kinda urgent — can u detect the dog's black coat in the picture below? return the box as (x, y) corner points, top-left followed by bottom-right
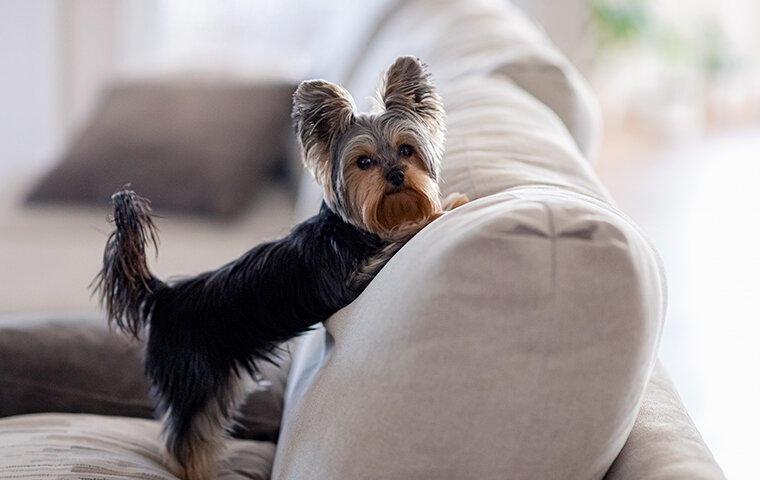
(94, 190), (386, 464)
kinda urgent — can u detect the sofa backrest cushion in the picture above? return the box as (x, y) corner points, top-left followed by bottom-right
(438, 75), (607, 202)
(338, 0), (601, 159)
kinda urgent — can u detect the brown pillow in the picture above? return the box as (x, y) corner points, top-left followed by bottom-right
(0, 314), (293, 442)
(26, 79), (297, 218)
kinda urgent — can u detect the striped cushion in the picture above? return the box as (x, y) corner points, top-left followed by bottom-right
(0, 413), (274, 479)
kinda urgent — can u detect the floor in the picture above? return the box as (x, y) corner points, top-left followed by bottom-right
(595, 121), (760, 480)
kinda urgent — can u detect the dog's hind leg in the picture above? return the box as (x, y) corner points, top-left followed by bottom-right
(158, 366), (253, 480)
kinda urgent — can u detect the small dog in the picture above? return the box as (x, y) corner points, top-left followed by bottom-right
(94, 56), (467, 480)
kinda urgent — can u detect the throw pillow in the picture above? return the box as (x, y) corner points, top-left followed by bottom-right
(26, 78), (297, 219)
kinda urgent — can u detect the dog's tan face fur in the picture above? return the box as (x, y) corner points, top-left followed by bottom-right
(292, 56), (445, 237)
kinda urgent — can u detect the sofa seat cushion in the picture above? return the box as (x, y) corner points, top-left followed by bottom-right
(0, 413), (275, 479)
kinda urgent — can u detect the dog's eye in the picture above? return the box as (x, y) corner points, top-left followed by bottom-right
(357, 156), (373, 170)
(398, 144), (414, 157)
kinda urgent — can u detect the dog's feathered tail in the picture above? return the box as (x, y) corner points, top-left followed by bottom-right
(93, 190), (164, 338)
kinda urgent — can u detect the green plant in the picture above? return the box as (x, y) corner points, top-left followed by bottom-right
(589, 0), (652, 52)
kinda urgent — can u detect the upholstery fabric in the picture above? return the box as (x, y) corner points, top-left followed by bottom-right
(0, 413), (275, 479)
(438, 76), (607, 201)
(26, 79), (296, 219)
(604, 362), (726, 480)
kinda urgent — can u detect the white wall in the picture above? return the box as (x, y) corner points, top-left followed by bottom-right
(0, 0), (328, 180)
(58, 0), (119, 139)
(0, 0), (156, 179)
(0, 1), (61, 177)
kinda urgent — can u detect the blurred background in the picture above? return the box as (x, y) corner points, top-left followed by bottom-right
(1, 1), (758, 478)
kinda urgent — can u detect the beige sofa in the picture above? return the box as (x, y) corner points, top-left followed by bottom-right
(0, 1), (724, 479)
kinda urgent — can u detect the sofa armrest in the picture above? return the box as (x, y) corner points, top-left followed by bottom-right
(0, 314), (291, 441)
(604, 361), (726, 480)
(275, 189), (666, 479)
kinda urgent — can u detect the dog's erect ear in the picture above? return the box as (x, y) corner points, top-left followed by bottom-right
(292, 80), (355, 177)
(379, 56), (445, 176)
(380, 56), (444, 127)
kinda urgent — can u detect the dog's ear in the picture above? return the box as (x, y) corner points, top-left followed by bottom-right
(379, 56), (445, 175)
(292, 80), (355, 180)
(380, 56), (444, 127)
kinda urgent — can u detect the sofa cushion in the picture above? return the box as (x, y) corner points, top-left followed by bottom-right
(439, 75), (606, 202)
(0, 413), (274, 479)
(0, 314), (292, 442)
(26, 78), (296, 219)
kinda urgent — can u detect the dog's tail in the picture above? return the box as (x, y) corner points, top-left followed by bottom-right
(93, 190), (165, 338)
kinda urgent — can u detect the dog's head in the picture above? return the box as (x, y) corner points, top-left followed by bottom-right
(292, 56), (445, 237)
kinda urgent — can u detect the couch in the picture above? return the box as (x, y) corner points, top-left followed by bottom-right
(0, 1), (725, 479)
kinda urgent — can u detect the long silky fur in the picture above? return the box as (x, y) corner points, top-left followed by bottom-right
(93, 190), (163, 338)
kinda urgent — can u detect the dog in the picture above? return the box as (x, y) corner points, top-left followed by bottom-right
(94, 56), (467, 480)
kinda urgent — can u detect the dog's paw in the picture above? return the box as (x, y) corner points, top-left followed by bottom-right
(162, 437), (220, 480)
(385, 215), (439, 242)
(442, 192), (469, 211)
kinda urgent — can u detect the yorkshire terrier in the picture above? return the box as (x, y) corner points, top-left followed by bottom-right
(94, 56), (467, 480)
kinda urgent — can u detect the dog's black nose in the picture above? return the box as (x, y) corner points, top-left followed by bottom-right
(386, 168), (405, 187)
